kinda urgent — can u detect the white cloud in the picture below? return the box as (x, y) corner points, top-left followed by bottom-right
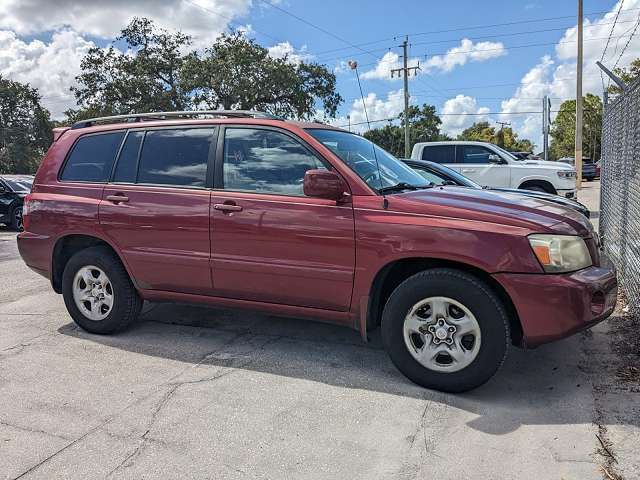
(498, 0), (640, 149)
(0, 29), (94, 117)
(267, 41), (312, 64)
(327, 89), (405, 133)
(440, 95), (490, 137)
(0, 0), (251, 47)
(424, 38), (507, 73)
(361, 52), (421, 81)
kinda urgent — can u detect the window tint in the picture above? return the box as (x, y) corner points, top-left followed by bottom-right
(460, 146), (493, 164)
(421, 145), (455, 164)
(412, 167), (447, 186)
(60, 132), (125, 182)
(113, 131), (144, 183)
(223, 128), (325, 196)
(137, 129), (214, 187)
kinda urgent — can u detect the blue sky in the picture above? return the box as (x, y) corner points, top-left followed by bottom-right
(1, 0), (638, 148)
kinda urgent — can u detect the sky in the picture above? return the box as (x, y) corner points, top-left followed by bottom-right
(1, 0), (639, 150)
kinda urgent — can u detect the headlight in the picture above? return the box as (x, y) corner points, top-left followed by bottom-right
(528, 234), (592, 273)
(557, 170), (577, 178)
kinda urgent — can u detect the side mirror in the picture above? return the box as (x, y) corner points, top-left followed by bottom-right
(303, 169), (348, 201)
(0, 185), (6, 194)
(488, 154), (503, 164)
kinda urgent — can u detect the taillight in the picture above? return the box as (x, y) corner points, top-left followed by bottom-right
(22, 194), (32, 231)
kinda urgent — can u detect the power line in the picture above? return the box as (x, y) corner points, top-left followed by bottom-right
(612, 11), (640, 71)
(601, 1), (625, 61)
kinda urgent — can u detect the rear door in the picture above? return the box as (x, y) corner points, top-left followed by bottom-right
(100, 127), (215, 295)
(209, 126), (355, 311)
(456, 145), (510, 187)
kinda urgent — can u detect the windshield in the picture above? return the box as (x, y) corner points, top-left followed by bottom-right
(4, 178), (32, 193)
(306, 129), (429, 192)
(494, 145), (520, 161)
(429, 163), (482, 188)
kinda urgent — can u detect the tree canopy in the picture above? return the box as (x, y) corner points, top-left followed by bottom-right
(549, 94), (602, 161)
(457, 121), (534, 152)
(363, 104), (449, 157)
(69, 19), (342, 122)
(608, 57), (640, 95)
(0, 76), (52, 174)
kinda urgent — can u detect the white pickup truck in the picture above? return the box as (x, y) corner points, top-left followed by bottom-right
(410, 141), (577, 198)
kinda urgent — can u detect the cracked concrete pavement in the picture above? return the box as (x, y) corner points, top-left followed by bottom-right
(1, 180), (638, 479)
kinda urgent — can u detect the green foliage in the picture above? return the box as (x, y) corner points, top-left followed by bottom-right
(70, 20), (342, 122)
(0, 76), (52, 174)
(457, 121), (534, 152)
(363, 104), (447, 157)
(608, 58), (640, 95)
(549, 94), (602, 161)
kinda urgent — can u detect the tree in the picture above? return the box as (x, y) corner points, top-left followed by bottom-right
(0, 76), (52, 174)
(70, 17), (194, 119)
(458, 121), (534, 152)
(608, 57), (640, 95)
(550, 94), (602, 161)
(363, 103), (446, 157)
(181, 33), (341, 119)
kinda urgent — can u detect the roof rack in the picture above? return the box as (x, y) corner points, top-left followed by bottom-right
(71, 110), (283, 129)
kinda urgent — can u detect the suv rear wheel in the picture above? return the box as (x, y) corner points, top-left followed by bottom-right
(62, 246), (142, 334)
(381, 268), (509, 393)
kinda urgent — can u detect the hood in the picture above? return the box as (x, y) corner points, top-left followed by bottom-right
(518, 159), (573, 169)
(390, 186), (593, 237)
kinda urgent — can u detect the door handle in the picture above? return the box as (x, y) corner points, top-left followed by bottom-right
(214, 203), (243, 213)
(106, 194), (129, 203)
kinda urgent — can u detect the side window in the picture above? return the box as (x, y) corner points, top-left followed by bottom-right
(223, 128), (325, 196)
(60, 132), (125, 182)
(412, 167), (446, 185)
(460, 146), (493, 164)
(113, 131), (144, 183)
(421, 145), (456, 164)
(137, 128), (214, 187)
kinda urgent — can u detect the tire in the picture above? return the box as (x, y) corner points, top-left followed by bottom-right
(62, 246), (142, 334)
(10, 205), (22, 231)
(381, 268), (510, 393)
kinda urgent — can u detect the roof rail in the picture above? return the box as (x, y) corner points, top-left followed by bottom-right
(70, 110), (283, 129)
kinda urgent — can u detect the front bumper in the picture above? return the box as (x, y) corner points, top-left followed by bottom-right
(557, 188), (577, 199)
(493, 257), (617, 347)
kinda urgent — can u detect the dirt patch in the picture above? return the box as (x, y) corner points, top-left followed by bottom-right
(609, 292), (640, 386)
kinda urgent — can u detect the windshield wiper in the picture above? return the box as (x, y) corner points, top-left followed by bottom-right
(378, 182), (432, 194)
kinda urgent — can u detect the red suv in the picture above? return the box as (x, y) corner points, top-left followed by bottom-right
(18, 111), (617, 392)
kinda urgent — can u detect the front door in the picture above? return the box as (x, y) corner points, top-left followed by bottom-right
(455, 145), (510, 187)
(210, 126), (356, 311)
(100, 127), (216, 295)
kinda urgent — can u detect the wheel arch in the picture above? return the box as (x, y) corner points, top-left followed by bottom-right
(365, 257), (523, 346)
(518, 178), (557, 194)
(51, 233), (135, 294)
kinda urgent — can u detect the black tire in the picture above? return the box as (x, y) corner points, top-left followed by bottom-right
(381, 268), (510, 393)
(10, 205), (22, 231)
(62, 246), (142, 334)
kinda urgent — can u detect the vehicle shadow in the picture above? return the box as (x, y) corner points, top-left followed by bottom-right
(57, 301), (636, 435)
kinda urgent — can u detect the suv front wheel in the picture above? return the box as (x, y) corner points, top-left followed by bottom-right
(62, 246), (142, 334)
(381, 268), (510, 393)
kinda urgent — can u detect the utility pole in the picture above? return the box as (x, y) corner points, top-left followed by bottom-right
(542, 96), (551, 161)
(575, 0), (584, 188)
(496, 121), (510, 148)
(391, 36), (420, 158)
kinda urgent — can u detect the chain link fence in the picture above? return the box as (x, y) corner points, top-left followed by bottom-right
(600, 77), (640, 311)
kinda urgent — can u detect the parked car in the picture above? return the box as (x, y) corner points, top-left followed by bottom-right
(0, 174), (33, 230)
(18, 111), (617, 393)
(595, 161), (601, 179)
(402, 159), (590, 218)
(411, 141), (577, 198)
(558, 157), (597, 181)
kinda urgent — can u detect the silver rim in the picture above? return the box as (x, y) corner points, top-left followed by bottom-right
(72, 265), (114, 321)
(403, 296), (481, 373)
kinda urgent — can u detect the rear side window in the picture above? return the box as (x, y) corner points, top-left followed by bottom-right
(137, 128), (214, 187)
(113, 131), (144, 183)
(421, 145), (456, 164)
(60, 132), (125, 182)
